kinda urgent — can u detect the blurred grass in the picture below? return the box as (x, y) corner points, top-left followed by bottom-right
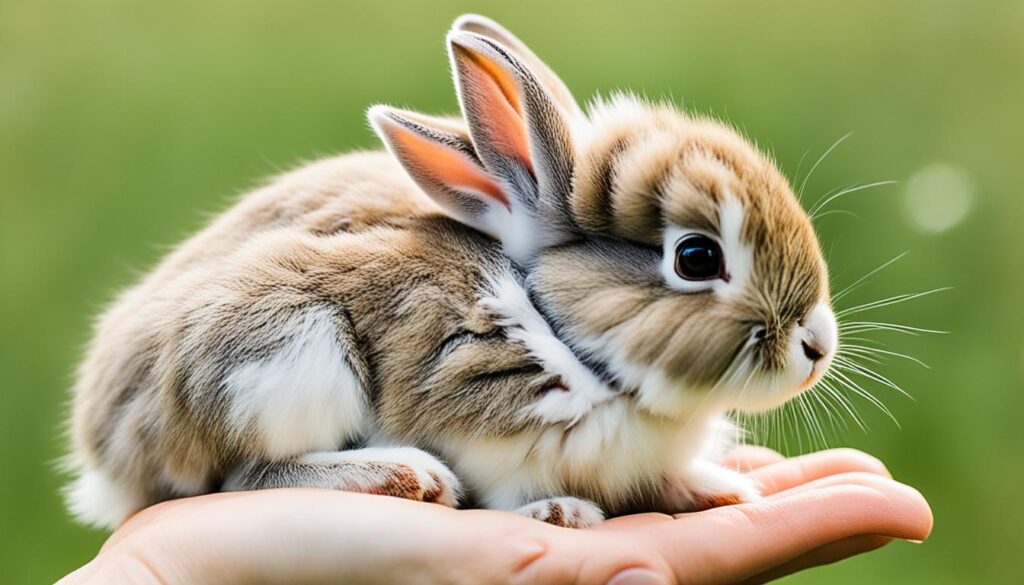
(1, 0), (1022, 582)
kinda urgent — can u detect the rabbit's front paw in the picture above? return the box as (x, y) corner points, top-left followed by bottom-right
(669, 460), (762, 512)
(514, 497), (605, 528)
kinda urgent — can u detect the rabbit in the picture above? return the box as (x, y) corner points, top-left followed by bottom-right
(66, 14), (838, 530)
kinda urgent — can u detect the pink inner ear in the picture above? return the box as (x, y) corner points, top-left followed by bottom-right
(455, 45), (535, 175)
(391, 125), (509, 208)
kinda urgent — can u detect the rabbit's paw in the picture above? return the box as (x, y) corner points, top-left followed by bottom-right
(670, 460), (762, 512)
(299, 447), (462, 507)
(364, 448), (462, 507)
(478, 278), (616, 424)
(514, 497), (605, 528)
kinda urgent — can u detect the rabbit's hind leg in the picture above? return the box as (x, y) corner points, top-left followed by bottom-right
(224, 446), (461, 507)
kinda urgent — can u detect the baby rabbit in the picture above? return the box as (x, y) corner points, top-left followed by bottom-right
(67, 15), (837, 529)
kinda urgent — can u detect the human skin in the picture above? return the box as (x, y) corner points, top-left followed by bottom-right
(58, 448), (932, 585)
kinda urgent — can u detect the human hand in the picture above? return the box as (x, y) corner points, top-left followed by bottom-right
(59, 448), (932, 585)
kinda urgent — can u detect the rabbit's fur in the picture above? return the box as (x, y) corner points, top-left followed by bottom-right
(67, 15), (837, 529)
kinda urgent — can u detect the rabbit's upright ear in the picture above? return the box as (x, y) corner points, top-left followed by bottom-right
(371, 27), (581, 265)
(451, 15), (583, 120)
(446, 30), (580, 263)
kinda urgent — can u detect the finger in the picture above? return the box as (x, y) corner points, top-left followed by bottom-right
(766, 471), (905, 501)
(597, 470), (901, 532)
(747, 448), (891, 495)
(646, 478), (932, 584)
(738, 535), (894, 585)
(721, 446), (785, 471)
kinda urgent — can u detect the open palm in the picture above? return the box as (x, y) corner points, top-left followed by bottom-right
(61, 447), (931, 585)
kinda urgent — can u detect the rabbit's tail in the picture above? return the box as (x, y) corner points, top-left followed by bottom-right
(65, 468), (144, 529)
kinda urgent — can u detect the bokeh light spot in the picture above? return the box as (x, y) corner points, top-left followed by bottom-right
(902, 163), (975, 233)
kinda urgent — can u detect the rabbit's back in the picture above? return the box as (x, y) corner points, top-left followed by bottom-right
(143, 152), (440, 282)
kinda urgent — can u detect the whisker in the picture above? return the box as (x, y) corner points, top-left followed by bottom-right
(774, 402), (787, 454)
(810, 180), (897, 219)
(790, 148), (812, 201)
(832, 252), (909, 303)
(810, 209), (860, 222)
(793, 395), (813, 449)
(826, 370), (902, 428)
(799, 132), (852, 199)
(808, 387), (843, 435)
(819, 387), (852, 436)
(834, 357), (914, 400)
(801, 392), (831, 449)
(838, 335), (893, 346)
(837, 347), (886, 365)
(817, 380), (867, 432)
(841, 344), (930, 368)
(836, 287), (952, 318)
(839, 321), (948, 336)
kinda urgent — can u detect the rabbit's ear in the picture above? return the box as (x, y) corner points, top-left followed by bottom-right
(369, 106), (511, 241)
(451, 15), (582, 119)
(447, 31), (578, 260)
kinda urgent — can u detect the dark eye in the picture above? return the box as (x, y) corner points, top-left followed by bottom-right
(674, 234), (725, 281)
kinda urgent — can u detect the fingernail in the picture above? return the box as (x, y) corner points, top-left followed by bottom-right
(606, 568), (668, 585)
(906, 539), (925, 544)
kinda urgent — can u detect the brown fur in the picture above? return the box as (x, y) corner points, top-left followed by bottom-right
(70, 153), (555, 513)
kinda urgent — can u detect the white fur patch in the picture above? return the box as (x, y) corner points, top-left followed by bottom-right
(716, 196), (753, 297)
(478, 273), (616, 424)
(663, 458), (762, 509)
(484, 204), (569, 267)
(65, 469), (144, 528)
(223, 309), (368, 459)
(441, 397), (736, 513)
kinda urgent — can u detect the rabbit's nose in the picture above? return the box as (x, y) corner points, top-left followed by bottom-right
(801, 340), (825, 362)
(798, 303), (837, 364)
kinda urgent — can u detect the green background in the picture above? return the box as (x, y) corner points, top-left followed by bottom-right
(2, 0), (1021, 582)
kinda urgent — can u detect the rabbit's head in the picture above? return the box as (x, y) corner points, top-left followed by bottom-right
(371, 15), (836, 418)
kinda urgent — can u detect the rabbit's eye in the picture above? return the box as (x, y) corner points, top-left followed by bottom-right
(674, 234), (725, 281)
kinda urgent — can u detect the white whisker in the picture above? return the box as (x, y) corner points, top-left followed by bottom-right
(842, 344), (930, 368)
(834, 357), (914, 400)
(818, 380), (867, 432)
(836, 287), (951, 318)
(810, 180), (897, 219)
(826, 370), (901, 428)
(832, 252), (908, 303)
(837, 346), (886, 365)
(839, 321), (948, 336)
(799, 132), (852, 199)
